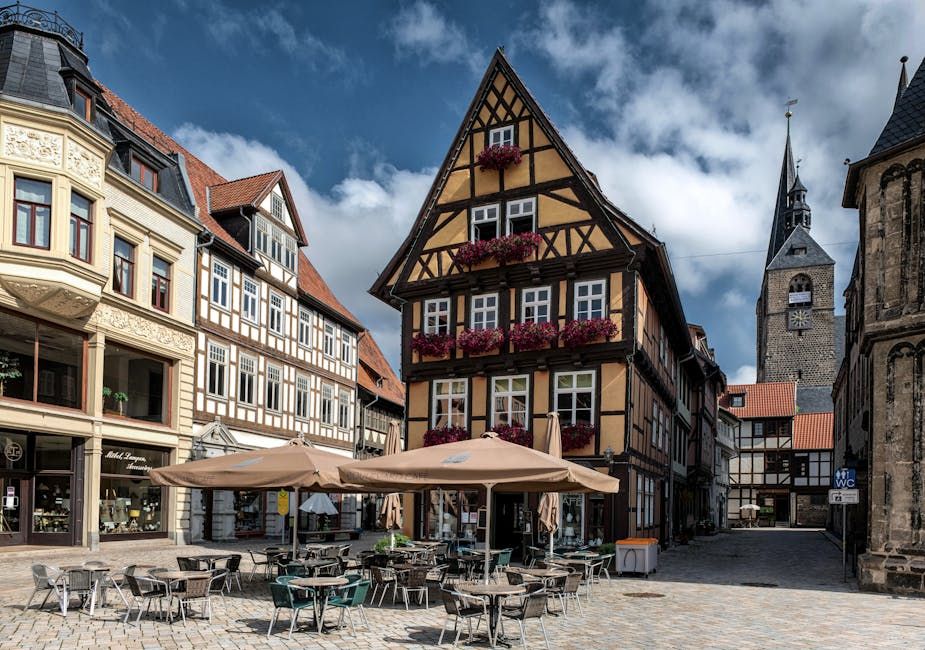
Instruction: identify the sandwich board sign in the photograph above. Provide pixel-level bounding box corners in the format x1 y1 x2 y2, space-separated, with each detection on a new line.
833 468 856 489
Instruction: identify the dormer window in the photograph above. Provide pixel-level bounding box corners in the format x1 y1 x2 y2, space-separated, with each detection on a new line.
271 193 284 220
73 87 92 121
791 246 807 256
130 156 157 192
730 394 745 408
489 125 514 147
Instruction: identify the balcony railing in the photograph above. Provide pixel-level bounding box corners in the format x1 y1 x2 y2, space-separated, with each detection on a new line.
0 3 83 51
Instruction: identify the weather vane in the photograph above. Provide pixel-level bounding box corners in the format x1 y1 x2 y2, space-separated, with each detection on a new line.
785 98 798 119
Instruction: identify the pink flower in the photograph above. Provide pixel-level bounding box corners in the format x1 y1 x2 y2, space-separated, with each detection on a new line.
561 423 596 452
489 232 542 265
456 328 505 354
559 318 618 348
424 426 471 447
410 332 456 357
476 144 523 171
510 321 559 351
455 239 492 267
493 424 534 447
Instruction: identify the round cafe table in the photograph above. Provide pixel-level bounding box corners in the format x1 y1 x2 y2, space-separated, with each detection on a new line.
290 576 349 634
146 570 210 622
458 582 525 647
59 565 113 616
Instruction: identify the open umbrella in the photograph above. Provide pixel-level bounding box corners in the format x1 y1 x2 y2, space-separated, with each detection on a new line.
537 413 562 558
380 420 404 549
150 435 361 556
299 492 338 515
339 431 620 583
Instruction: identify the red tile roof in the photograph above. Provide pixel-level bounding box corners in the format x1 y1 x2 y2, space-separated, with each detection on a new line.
357 331 404 407
720 382 796 419
102 85 355 327
793 412 834 449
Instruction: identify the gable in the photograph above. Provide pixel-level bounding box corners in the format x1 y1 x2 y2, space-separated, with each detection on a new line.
259 181 301 237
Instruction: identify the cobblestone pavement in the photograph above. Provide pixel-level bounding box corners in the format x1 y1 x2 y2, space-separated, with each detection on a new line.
0 529 922 649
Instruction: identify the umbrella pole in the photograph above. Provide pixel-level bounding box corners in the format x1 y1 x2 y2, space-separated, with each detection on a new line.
484 484 492 584
292 488 299 558
549 527 554 559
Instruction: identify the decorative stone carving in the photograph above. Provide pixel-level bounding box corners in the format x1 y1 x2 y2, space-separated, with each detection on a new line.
66 140 102 188
0 277 98 318
3 124 62 167
88 304 195 355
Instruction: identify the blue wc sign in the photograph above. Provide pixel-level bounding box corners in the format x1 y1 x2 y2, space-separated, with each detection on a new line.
833 468 857 489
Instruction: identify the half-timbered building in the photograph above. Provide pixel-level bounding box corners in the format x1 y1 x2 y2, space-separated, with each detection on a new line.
371 50 694 548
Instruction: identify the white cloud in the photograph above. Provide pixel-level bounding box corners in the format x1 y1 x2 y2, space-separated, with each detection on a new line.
728 365 757 386
386 1 484 73
173 124 433 371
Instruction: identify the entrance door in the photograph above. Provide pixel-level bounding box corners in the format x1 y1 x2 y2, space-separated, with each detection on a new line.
0 477 26 545
774 495 790 525
492 493 524 558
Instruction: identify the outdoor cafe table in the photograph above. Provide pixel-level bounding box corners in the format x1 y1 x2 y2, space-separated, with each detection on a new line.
289 576 349 634
58 565 114 616
564 551 599 559
187 554 234 569
514 566 568 584
298 558 339 575
457 582 525 648
147 570 210 622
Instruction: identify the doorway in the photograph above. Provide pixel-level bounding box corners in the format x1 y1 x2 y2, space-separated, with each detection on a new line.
492 493 525 558
0 476 26 545
774 495 790 525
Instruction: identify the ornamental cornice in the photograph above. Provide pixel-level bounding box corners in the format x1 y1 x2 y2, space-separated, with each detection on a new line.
89 302 195 356
0 276 98 318
3 123 62 168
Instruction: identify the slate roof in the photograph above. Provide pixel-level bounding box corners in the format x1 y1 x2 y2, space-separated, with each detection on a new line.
766 225 835 270
720 382 796 419
766 128 796 266
357 331 404 408
870 56 925 156
792 412 834 450
795 385 833 414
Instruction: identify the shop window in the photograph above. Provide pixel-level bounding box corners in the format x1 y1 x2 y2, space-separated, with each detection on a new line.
99 443 167 536
33 474 70 534
69 191 92 262
13 177 51 249
102 343 167 423
0 311 84 410
426 489 479 541
234 490 264 537
560 494 585 545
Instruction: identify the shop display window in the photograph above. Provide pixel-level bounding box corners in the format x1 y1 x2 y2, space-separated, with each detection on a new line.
33 475 70 533
426 489 479 540
560 493 585 545
234 490 264 536
99 443 167 536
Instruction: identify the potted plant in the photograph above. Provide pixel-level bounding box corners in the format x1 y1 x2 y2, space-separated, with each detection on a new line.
559 318 618 348
423 426 470 447
493 424 533 447
456 328 505 355
561 423 596 452
0 351 21 397
510 321 558 351
374 532 410 552
102 387 129 415
410 332 456 358
476 144 523 171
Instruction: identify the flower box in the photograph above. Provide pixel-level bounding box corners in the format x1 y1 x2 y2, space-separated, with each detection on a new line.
476 144 522 171
457 328 504 355
561 423 596 452
455 239 492 267
510 321 559 352
559 318 618 348
410 332 456 358
489 232 542 265
493 424 534 447
424 426 471 447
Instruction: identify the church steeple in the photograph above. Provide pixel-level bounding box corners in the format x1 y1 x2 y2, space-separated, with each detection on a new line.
894 55 909 111
765 107 797 266
785 172 811 230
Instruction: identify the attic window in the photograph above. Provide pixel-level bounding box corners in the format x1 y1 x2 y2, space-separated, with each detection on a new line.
730 394 745 408
130 156 158 192
791 246 807 256
73 87 91 121
271 193 284 220
489 125 514 147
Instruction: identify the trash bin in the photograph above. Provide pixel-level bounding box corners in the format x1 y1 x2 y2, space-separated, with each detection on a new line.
615 537 658 577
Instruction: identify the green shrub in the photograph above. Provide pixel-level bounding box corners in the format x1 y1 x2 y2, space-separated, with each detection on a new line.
595 542 615 555
374 532 410 552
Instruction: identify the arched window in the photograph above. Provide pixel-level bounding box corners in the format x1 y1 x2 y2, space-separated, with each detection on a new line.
789 274 812 306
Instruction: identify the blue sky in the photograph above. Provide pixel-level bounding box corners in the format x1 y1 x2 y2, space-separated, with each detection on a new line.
68 0 924 381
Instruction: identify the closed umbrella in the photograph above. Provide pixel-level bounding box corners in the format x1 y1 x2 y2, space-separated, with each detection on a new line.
537 413 562 558
380 420 404 549
150 435 361 557
339 431 620 583
299 492 339 515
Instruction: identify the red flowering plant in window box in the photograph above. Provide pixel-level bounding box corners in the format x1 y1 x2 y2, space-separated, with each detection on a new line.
489 232 543 265
493 424 534 447
455 239 492 267
476 144 523 171
423 426 471 447
509 321 559 351
561 423 596 452
559 318 618 349
456 327 505 355
410 332 456 357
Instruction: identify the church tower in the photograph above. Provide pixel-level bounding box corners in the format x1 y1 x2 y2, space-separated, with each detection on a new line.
756 112 836 387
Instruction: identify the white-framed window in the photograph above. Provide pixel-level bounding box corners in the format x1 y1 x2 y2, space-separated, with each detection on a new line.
471 293 498 330
269 292 284 335
338 388 350 429
471 204 499 241
271 193 284 220
298 308 312 348
574 279 606 321
242 277 259 324
295 374 310 419
255 216 269 255
489 125 514 147
210 259 229 308
323 321 335 357
207 342 228 398
432 379 467 428
491 375 529 428
506 197 536 235
284 235 297 271
266 364 281 412
321 383 334 424
424 298 450 335
238 354 256 405
522 286 551 324
341 332 353 364
554 371 595 426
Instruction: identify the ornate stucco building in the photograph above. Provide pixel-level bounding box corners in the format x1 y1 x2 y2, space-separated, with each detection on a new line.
838 56 925 593
0 9 200 548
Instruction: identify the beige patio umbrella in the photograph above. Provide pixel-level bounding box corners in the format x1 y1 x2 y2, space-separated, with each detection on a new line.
537 412 562 559
339 431 620 582
150 435 362 556
379 420 404 549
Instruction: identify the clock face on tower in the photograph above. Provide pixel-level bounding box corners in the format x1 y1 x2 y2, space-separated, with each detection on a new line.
788 308 812 331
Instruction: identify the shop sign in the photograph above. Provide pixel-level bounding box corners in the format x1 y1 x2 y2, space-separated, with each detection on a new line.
277 490 289 516
102 447 163 474
4 440 22 462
